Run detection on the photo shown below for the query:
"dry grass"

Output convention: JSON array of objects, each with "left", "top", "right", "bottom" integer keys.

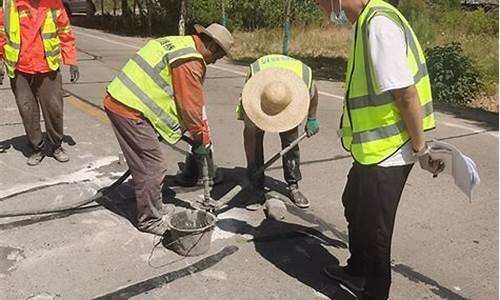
[
  {"left": 230, "top": 25, "right": 498, "bottom": 112},
  {"left": 470, "top": 95, "right": 499, "bottom": 113},
  {"left": 230, "top": 26, "right": 351, "bottom": 60}
]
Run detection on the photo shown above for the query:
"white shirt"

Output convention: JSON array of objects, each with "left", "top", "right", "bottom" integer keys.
[{"left": 367, "top": 16, "right": 416, "bottom": 167}]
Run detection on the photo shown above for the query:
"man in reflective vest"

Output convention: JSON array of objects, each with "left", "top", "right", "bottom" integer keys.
[
  {"left": 0, "top": 0, "right": 79, "bottom": 166},
  {"left": 238, "top": 55, "right": 320, "bottom": 209},
  {"left": 104, "top": 23, "right": 233, "bottom": 236},
  {"left": 315, "top": 0, "right": 444, "bottom": 299}
]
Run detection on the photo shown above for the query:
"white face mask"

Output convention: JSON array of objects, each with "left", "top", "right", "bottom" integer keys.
[{"left": 330, "top": 0, "right": 348, "bottom": 25}]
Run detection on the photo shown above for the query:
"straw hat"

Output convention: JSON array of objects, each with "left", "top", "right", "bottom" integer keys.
[
  {"left": 242, "top": 68, "right": 310, "bottom": 133},
  {"left": 194, "top": 23, "right": 234, "bottom": 55}
]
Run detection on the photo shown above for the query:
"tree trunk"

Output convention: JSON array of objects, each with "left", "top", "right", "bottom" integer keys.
[
  {"left": 179, "top": 0, "right": 186, "bottom": 35},
  {"left": 222, "top": 0, "right": 227, "bottom": 26},
  {"left": 282, "top": 0, "right": 292, "bottom": 55},
  {"left": 146, "top": 0, "right": 152, "bottom": 36},
  {"left": 121, "top": 0, "right": 130, "bottom": 18}
]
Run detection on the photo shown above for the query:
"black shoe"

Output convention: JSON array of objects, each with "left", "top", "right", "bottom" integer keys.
[
  {"left": 323, "top": 265, "right": 365, "bottom": 292},
  {"left": 288, "top": 184, "right": 310, "bottom": 208},
  {"left": 27, "top": 150, "right": 45, "bottom": 166}
]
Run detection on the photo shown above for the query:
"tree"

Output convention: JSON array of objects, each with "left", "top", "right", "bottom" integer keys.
[
  {"left": 179, "top": 0, "right": 187, "bottom": 35},
  {"left": 121, "top": 0, "right": 130, "bottom": 18}
]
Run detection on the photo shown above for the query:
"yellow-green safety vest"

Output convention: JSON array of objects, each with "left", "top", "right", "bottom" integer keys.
[
  {"left": 2, "top": 0, "right": 65, "bottom": 77},
  {"left": 107, "top": 36, "right": 205, "bottom": 145},
  {"left": 341, "top": 0, "right": 435, "bottom": 165},
  {"left": 236, "top": 54, "right": 313, "bottom": 118}
]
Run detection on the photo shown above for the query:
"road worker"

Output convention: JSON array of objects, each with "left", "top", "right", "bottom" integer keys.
[
  {"left": 0, "top": 0, "right": 79, "bottom": 165},
  {"left": 238, "top": 54, "right": 320, "bottom": 209},
  {"left": 103, "top": 23, "right": 233, "bottom": 236}
]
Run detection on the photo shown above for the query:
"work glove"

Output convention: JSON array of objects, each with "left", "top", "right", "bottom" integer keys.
[
  {"left": 192, "top": 143, "right": 211, "bottom": 157},
  {"left": 305, "top": 117, "right": 319, "bottom": 137},
  {"left": 415, "top": 144, "right": 445, "bottom": 177},
  {"left": 0, "top": 59, "right": 5, "bottom": 85},
  {"left": 191, "top": 132, "right": 211, "bottom": 157},
  {"left": 69, "top": 65, "right": 80, "bottom": 83}
]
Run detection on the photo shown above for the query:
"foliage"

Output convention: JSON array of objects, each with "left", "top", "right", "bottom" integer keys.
[
  {"left": 399, "top": 0, "right": 498, "bottom": 101},
  {"left": 86, "top": 0, "right": 498, "bottom": 105},
  {"left": 425, "top": 43, "right": 482, "bottom": 106},
  {"left": 185, "top": 0, "right": 323, "bottom": 31}
]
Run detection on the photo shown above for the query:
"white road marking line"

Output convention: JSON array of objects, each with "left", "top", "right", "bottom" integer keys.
[
  {"left": 0, "top": 156, "right": 118, "bottom": 199},
  {"left": 74, "top": 30, "right": 499, "bottom": 139},
  {"left": 74, "top": 29, "right": 140, "bottom": 50},
  {"left": 319, "top": 91, "right": 344, "bottom": 100},
  {"left": 439, "top": 121, "right": 498, "bottom": 138},
  {"left": 211, "top": 64, "right": 344, "bottom": 100}
]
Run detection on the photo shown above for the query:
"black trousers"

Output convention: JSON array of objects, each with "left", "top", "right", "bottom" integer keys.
[{"left": 342, "top": 162, "right": 413, "bottom": 300}]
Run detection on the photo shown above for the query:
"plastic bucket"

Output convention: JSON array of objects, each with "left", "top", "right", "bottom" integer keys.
[{"left": 169, "top": 209, "right": 217, "bottom": 257}]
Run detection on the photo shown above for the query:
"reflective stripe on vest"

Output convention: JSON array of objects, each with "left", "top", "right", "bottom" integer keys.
[
  {"left": 2, "top": 0, "right": 61, "bottom": 77},
  {"left": 115, "top": 71, "right": 180, "bottom": 132},
  {"left": 3, "top": 0, "right": 21, "bottom": 76},
  {"left": 107, "top": 36, "right": 205, "bottom": 144},
  {"left": 42, "top": 9, "right": 61, "bottom": 71},
  {"left": 348, "top": 7, "right": 429, "bottom": 110},
  {"left": 352, "top": 101, "right": 433, "bottom": 144},
  {"left": 167, "top": 47, "right": 199, "bottom": 62},
  {"left": 341, "top": 0, "right": 435, "bottom": 165}
]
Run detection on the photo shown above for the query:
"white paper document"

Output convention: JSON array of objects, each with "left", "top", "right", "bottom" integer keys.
[{"left": 428, "top": 140, "right": 480, "bottom": 201}]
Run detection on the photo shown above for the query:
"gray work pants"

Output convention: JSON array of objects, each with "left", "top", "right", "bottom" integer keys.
[
  {"left": 105, "top": 109, "right": 166, "bottom": 230},
  {"left": 10, "top": 71, "right": 64, "bottom": 151}
]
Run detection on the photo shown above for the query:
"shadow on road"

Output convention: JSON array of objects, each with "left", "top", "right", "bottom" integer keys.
[
  {"left": 434, "top": 104, "right": 498, "bottom": 132},
  {"left": 218, "top": 217, "right": 355, "bottom": 299},
  {"left": 90, "top": 245, "right": 240, "bottom": 300},
  {"left": 0, "top": 134, "right": 77, "bottom": 157}
]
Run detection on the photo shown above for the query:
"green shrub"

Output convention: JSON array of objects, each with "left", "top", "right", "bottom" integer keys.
[
  {"left": 425, "top": 42, "right": 483, "bottom": 106},
  {"left": 291, "top": 0, "right": 324, "bottom": 27},
  {"left": 187, "top": 0, "right": 223, "bottom": 27},
  {"left": 186, "top": 0, "right": 322, "bottom": 31}
]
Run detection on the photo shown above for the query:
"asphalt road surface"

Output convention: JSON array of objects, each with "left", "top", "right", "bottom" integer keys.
[{"left": 0, "top": 26, "right": 498, "bottom": 300}]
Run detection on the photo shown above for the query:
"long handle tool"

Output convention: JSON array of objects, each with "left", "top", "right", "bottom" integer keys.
[
  {"left": 211, "top": 132, "right": 308, "bottom": 214},
  {"left": 199, "top": 155, "right": 218, "bottom": 211}
]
